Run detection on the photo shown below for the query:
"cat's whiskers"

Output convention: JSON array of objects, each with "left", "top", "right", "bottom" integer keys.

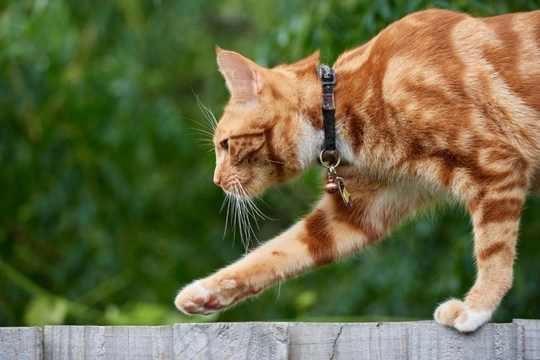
[
  {"left": 221, "top": 186, "right": 248, "bottom": 249},
  {"left": 189, "top": 93, "right": 218, "bottom": 152},
  {"left": 235, "top": 185, "right": 271, "bottom": 222},
  {"left": 194, "top": 92, "right": 218, "bottom": 131},
  {"left": 219, "top": 179, "right": 273, "bottom": 250},
  {"left": 232, "top": 182, "right": 259, "bottom": 249},
  {"left": 192, "top": 127, "right": 215, "bottom": 138},
  {"left": 191, "top": 128, "right": 217, "bottom": 152},
  {"left": 220, "top": 194, "right": 232, "bottom": 242}
]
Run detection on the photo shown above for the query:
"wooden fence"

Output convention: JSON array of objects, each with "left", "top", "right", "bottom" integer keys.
[{"left": 1, "top": 320, "right": 539, "bottom": 359}]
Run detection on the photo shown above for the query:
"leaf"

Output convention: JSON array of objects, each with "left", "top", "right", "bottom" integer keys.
[
  {"left": 295, "top": 291, "right": 318, "bottom": 311},
  {"left": 24, "top": 296, "right": 68, "bottom": 327}
]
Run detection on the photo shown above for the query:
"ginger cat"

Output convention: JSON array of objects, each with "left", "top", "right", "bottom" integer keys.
[{"left": 175, "top": 9, "right": 540, "bottom": 333}]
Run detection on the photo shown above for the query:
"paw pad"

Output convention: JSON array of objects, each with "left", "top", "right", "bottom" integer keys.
[{"left": 434, "top": 299, "right": 492, "bottom": 333}]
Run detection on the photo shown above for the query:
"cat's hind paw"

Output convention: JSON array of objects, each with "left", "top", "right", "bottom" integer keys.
[{"left": 434, "top": 299, "right": 492, "bottom": 333}]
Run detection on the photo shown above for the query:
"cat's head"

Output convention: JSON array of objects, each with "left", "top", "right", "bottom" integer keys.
[{"left": 212, "top": 48, "right": 320, "bottom": 198}]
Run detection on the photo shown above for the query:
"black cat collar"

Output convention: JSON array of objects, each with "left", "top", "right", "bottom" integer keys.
[
  {"left": 317, "top": 64, "right": 338, "bottom": 167},
  {"left": 316, "top": 65, "right": 352, "bottom": 210}
]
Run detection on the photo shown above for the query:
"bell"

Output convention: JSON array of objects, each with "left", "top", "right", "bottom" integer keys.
[{"left": 324, "top": 179, "right": 338, "bottom": 194}]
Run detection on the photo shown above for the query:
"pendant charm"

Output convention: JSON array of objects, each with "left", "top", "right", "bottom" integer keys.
[
  {"left": 324, "top": 178, "right": 339, "bottom": 194},
  {"left": 336, "top": 177, "right": 353, "bottom": 211},
  {"left": 319, "top": 150, "right": 352, "bottom": 211}
]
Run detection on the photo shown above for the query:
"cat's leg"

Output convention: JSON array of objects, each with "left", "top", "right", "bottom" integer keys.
[
  {"left": 434, "top": 171, "right": 528, "bottom": 332},
  {"left": 175, "top": 180, "right": 433, "bottom": 315}
]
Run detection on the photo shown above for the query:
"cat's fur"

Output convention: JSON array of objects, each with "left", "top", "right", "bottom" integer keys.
[{"left": 175, "top": 9, "right": 540, "bottom": 332}]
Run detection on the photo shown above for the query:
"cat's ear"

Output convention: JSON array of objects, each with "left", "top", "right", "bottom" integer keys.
[{"left": 216, "top": 47, "right": 265, "bottom": 102}]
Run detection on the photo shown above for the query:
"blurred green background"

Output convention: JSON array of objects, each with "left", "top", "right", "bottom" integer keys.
[{"left": 1, "top": 0, "right": 539, "bottom": 327}]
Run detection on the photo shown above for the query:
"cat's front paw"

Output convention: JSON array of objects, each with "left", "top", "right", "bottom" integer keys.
[
  {"left": 174, "top": 277, "right": 241, "bottom": 315},
  {"left": 434, "top": 299, "right": 492, "bottom": 333}
]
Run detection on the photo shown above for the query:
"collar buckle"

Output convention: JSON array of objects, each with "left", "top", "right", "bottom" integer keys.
[
  {"left": 317, "top": 64, "right": 337, "bottom": 150},
  {"left": 317, "top": 65, "right": 336, "bottom": 85}
]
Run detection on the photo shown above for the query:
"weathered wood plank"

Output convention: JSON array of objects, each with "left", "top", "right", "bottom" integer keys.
[
  {"left": 288, "top": 321, "right": 522, "bottom": 360},
  {"left": 173, "top": 322, "right": 289, "bottom": 359},
  {"left": 0, "top": 327, "right": 42, "bottom": 360},
  {"left": 44, "top": 326, "right": 174, "bottom": 360},
  {"left": 10, "top": 320, "right": 538, "bottom": 359},
  {"left": 44, "top": 323, "right": 289, "bottom": 359},
  {"left": 514, "top": 319, "right": 540, "bottom": 360}
]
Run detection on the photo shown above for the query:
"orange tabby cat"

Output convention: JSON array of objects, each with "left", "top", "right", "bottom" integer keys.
[{"left": 175, "top": 9, "right": 540, "bottom": 332}]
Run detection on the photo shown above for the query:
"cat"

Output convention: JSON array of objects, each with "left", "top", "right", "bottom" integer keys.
[{"left": 175, "top": 8, "right": 540, "bottom": 333}]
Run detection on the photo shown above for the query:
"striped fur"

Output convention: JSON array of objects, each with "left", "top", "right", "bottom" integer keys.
[{"left": 175, "top": 9, "right": 540, "bottom": 332}]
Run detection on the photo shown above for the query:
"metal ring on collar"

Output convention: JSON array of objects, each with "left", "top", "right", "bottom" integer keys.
[{"left": 318, "top": 149, "right": 341, "bottom": 169}]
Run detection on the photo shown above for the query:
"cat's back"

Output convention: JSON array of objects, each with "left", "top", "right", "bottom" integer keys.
[
  {"left": 395, "top": 10, "right": 539, "bottom": 144},
  {"left": 381, "top": 8, "right": 540, "bottom": 46},
  {"left": 336, "top": 9, "right": 540, "bottom": 70},
  {"left": 334, "top": 9, "right": 540, "bottom": 170},
  {"left": 388, "top": 9, "right": 540, "bottom": 96}
]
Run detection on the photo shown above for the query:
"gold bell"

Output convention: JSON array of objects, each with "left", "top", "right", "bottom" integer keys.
[{"left": 324, "top": 179, "right": 338, "bottom": 194}]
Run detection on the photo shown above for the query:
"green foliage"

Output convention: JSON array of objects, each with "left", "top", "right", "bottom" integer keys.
[{"left": 1, "top": 0, "right": 539, "bottom": 326}]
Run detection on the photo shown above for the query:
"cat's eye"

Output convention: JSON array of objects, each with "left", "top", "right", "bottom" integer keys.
[{"left": 220, "top": 139, "right": 229, "bottom": 150}]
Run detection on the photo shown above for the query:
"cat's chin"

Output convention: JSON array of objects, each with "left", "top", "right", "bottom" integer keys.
[
  {"left": 223, "top": 189, "right": 261, "bottom": 200},
  {"left": 222, "top": 182, "right": 269, "bottom": 199}
]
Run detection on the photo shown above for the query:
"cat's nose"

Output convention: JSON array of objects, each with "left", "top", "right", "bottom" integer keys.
[{"left": 213, "top": 175, "right": 221, "bottom": 187}]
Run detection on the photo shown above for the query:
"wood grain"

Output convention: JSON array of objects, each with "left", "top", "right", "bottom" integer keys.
[
  {"left": 2, "top": 320, "right": 539, "bottom": 359},
  {"left": 0, "top": 327, "right": 42, "bottom": 360}
]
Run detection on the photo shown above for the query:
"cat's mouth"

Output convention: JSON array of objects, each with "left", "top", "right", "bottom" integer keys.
[
  {"left": 220, "top": 175, "right": 263, "bottom": 199},
  {"left": 223, "top": 184, "right": 262, "bottom": 200},
  {"left": 223, "top": 188, "right": 250, "bottom": 199}
]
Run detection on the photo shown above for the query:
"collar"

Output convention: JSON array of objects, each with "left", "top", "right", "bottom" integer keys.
[
  {"left": 316, "top": 64, "right": 339, "bottom": 167},
  {"left": 316, "top": 64, "right": 353, "bottom": 211}
]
